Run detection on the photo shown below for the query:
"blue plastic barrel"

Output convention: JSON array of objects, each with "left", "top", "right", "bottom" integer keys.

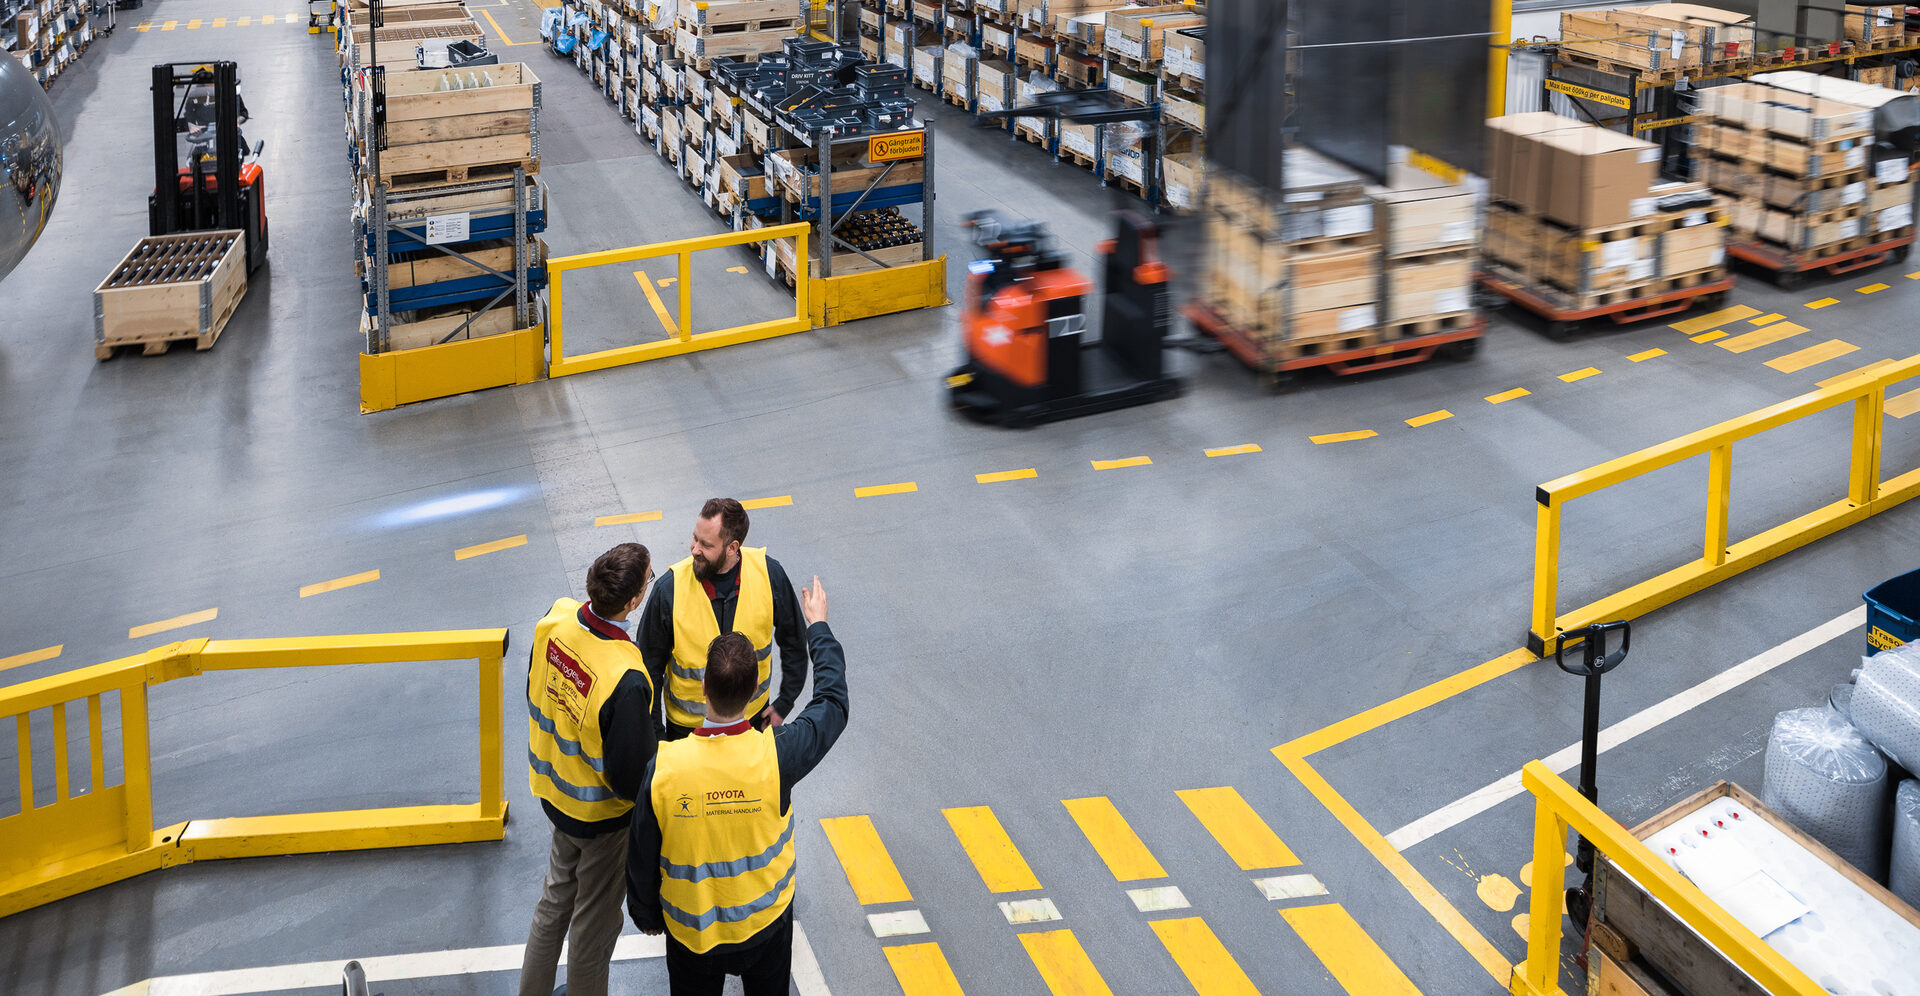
[{"left": 1865, "top": 566, "right": 1920, "bottom": 653}]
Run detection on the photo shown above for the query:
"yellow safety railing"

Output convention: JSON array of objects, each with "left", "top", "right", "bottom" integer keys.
[
  {"left": 547, "top": 222, "right": 812, "bottom": 379},
  {"left": 0, "top": 630, "right": 508, "bottom": 918},
  {"left": 1530, "top": 353, "right": 1920, "bottom": 656},
  {"left": 1511, "top": 761, "right": 1822, "bottom": 996}
]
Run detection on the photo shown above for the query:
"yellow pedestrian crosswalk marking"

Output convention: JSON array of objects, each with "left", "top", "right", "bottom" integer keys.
[
  {"left": 1717, "top": 320, "right": 1808, "bottom": 353},
  {"left": 1019, "top": 929, "right": 1114, "bottom": 996},
  {"left": 1558, "top": 367, "right": 1600, "bottom": 383},
  {"left": 976, "top": 468, "right": 1037, "bottom": 483},
  {"left": 1405, "top": 410, "right": 1452, "bottom": 428},
  {"left": 161, "top": 19, "right": 177, "bottom": 29},
  {"left": 187, "top": 18, "right": 202, "bottom": 28},
  {"left": 1484, "top": 388, "right": 1530, "bottom": 405},
  {"left": 741, "top": 495, "right": 792, "bottom": 509},
  {"left": 1204, "top": 443, "right": 1261, "bottom": 457},
  {"left": 1858, "top": 282, "right": 1890, "bottom": 294},
  {"left": 1670, "top": 305, "right": 1759, "bottom": 334},
  {"left": 1888, "top": 387, "right": 1920, "bottom": 418},
  {"left": 1310, "top": 430, "right": 1377, "bottom": 445},
  {"left": 820, "top": 815, "right": 914, "bottom": 905},
  {"left": 1765, "top": 339, "right": 1858, "bottom": 373},
  {"left": 1818, "top": 358, "right": 1896, "bottom": 389},
  {"left": 1627, "top": 348, "right": 1666, "bottom": 362},
  {"left": 213, "top": 17, "right": 225, "bottom": 26},
  {"left": 883, "top": 942, "right": 967, "bottom": 996},
  {"left": 1063, "top": 796, "right": 1167, "bottom": 882},
  {"left": 1281, "top": 903, "right": 1423, "bottom": 995},
  {"left": 1090, "top": 456, "right": 1151, "bottom": 470},
  {"left": 1747, "top": 313, "right": 1784, "bottom": 325},
  {"left": 262, "top": 13, "right": 277, "bottom": 23},
  {"left": 1691, "top": 330, "right": 1727, "bottom": 343},
  {"left": 1175, "top": 787, "right": 1299, "bottom": 871},
  {"left": 855, "top": 481, "right": 918, "bottom": 498},
  {"left": 594, "top": 510, "right": 662, "bottom": 526},
  {"left": 299, "top": 569, "right": 379, "bottom": 598},
  {"left": 1805, "top": 297, "right": 1840, "bottom": 309},
  {"left": 237, "top": 15, "right": 251, "bottom": 24},
  {"left": 943, "top": 805, "right": 1042, "bottom": 893},
  {"left": 1150, "top": 918, "right": 1261, "bottom": 996},
  {"left": 454, "top": 535, "right": 526, "bottom": 560}
]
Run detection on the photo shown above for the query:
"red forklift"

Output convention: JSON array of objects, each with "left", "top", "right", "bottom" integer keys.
[
  {"left": 149, "top": 61, "right": 269, "bottom": 274},
  {"left": 945, "top": 210, "right": 1182, "bottom": 427}
]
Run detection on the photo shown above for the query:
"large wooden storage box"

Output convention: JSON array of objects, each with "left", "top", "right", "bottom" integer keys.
[
  {"left": 367, "top": 63, "right": 541, "bottom": 186},
  {"left": 93, "top": 231, "right": 248, "bottom": 359}
]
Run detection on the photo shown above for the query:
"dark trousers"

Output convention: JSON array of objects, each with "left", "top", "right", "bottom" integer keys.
[{"left": 664, "top": 907, "right": 793, "bottom": 996}]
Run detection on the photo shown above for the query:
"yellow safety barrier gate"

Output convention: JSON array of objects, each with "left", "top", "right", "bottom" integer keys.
[
  {"left": 547, "top": 222, "right": 812, "bottom": 379},
  {"left": 0, "top": 631, "right": 508, "bottom": 918},
  {"left": 1530, "top": 353, "right": 1920, "bottom": 655},
  {"left": 1511, "top": 761, "right": 1822, "bottom": 996}
]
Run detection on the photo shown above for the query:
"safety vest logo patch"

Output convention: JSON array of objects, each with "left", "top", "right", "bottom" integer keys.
[
  {"left": 674, "top": 793, "right": 698, "bottom": 817},
  {"left": 544, "top": 640, "right": 592, "bottom": 725}
]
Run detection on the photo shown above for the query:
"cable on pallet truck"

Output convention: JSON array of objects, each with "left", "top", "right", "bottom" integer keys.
[{"left": 1556, "top": 619, "right": 1630, "bottom": 935}]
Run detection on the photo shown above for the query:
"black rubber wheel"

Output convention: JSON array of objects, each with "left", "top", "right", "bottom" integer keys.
[
  {"left": 1261, "top": 370, "right": 1297, "bottom": 394},
  {"left": 1776, "top": 268, "right": 1808, "bottom": 291},
  {"left": 1545, "top": 319, "right": 1580, "bottom": 342},
  {"left": 1441, "top": 338, "right": 1482, "bottom": 361},
  {"left": 1896, "top": 244, "right": 1912, "bottom": 264},
  {"left": 1697, "top": 291, "right": 1727, "bottom": 309}
]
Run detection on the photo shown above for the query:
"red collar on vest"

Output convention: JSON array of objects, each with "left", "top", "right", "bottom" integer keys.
[
  {"left": 576, "top": 604, "right": 629, "bottom": 642},
  {"left": 697, "top": 560, "right": 741, "bottom": 601},
  {"left": 693, "top": 719, "right": 753, "bottom": 737}
]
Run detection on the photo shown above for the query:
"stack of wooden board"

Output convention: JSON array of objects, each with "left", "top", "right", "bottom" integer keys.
[
  {"left": 1557, "top": 4, "right": 1754, "bottom": 79},
  {"left": 339, "top": 0, "right": 484, "bottom": 72},
  {"left": 92, "top": 232, "right": 249, "bottom": 359},
  {"left": 1371, "top": 176, "right": 1481, "bottom": 338}
]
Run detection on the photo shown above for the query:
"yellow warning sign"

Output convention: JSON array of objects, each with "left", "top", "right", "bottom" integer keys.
[
  {"left": 1633, "top": 114, "right": 1701, "bottom": 132},
  {"left": 1546, "top": 78, "right": 1630, "bottom": 109},
  {"left": 869, "top": 131, "right": 925, "bottom": 163}
]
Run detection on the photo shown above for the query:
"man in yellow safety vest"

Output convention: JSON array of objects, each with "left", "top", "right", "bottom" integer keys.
[
  {"left": 636, "top": 498, "right": 811, "bottom": 740},
  {"left": 628, "top": 575, "right": 848, "bottom": 995},
  {"left": 520, "top": 543, "right": 657, "bottom": 996}
]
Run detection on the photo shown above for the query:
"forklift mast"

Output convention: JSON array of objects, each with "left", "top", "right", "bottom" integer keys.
[{"left": 149, "top": 61, "right": 266, "bottom": 272}]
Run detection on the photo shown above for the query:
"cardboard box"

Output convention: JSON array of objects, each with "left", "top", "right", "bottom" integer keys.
[
  {"left": 1371, "top": 183, "right": 1481, "bottom": 256},
  {"left": 1698, "top": 82, "right": 1874, "bottom": 142},
  {"left": 1287, "top": 247, "right": 1379, "bottom": 313},
  {"left": 1387, "top": 256, "right": 1473, "bottom": 322},
  {"left": 1487, "top": 111, "right": 1581, "bottom": 207},
  {"left": 1532, "top": 125, "right": 1661, "bottom": 228}
]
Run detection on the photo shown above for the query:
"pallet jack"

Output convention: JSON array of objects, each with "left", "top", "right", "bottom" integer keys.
[
  {"left": 1557, "top": 620, "right": 1630, "bottom": 935},
  {"left": 149, "top": 62, "right": 269, "bottom": 274},
  {"left": 945, "top": 210, "right": 1182, "bottom": 427}
]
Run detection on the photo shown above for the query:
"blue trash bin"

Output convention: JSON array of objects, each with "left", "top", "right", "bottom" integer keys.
[{"left": 1865, "top": 566, "right": 1920, "bottom": 653}]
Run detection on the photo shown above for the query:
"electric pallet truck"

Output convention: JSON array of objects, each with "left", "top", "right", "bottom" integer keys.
[
  {"left": 945, "top": 210, "right": 1181, "bottom": 427},
  {"left": 149, "top": 61, "right": 269, "bottom": 274}
]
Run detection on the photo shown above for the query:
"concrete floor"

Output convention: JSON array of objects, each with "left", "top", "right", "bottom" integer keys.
[{"left": 4, "top": 3, "right": 1920, "bottom": 994}]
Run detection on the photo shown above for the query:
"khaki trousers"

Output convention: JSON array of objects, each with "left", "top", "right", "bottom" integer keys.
[{"left": 518, "top": 823, "right": 630, "bottom": 996}]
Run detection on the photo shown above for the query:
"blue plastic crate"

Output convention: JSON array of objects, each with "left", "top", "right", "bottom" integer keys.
[{"left": 1866, "top": 566, "right": 1920, "bottom": 653}]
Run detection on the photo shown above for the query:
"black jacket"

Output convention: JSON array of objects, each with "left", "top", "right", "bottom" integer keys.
[
  {"left": 536, "top": 604, "right": 658, "bottom": 838},
  {"left": 636, "top": 555, "right": 809, "bottom": 728}
]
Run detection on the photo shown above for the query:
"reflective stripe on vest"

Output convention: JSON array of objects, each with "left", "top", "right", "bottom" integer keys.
[
  {"left": 526, "top": 597, "right": 650, "bottom": 824},
  {"left": 652, "top": 728, "right": 795, "bottom": 953},
  {"left": 666, "top": 548, "right": 775, "bottom": 728}
]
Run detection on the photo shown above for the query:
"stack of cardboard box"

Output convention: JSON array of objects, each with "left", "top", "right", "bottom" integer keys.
[{"left": 1370, "top": 164, "right": 1483, "bottom": 337}]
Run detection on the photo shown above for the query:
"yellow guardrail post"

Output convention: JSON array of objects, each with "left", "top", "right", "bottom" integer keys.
[
  {"left": 1511, "top": 762, "right": 1825, "bottom": 996},
  {"left": 0, "top": 629, "right": 509, "bottom": 919},
  {"left": 1529, "top": 354, "right": 1920, "bottom": 655},
  {"left": 545, "top": 222, "right": 814, "bottom": 378}
]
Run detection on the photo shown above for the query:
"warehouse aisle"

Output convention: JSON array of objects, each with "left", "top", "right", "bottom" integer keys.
[{"left": 4, "top": 8, "right": 1920, "bottom": 996}]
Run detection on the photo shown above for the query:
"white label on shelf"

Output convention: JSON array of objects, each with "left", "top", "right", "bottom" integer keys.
[
  {"left": 1843, "top": 181, "right": 1868, "bottom": 205},
  {"left": 1440, "top": 221, "right": 1474, "bottom": 244},
  {"left": 1627, "top": 258, "right": 1657, "bottom": 282},
  {"left": 1877, "top": 157, "right": 1908, "bottom": 185},
  {"left": 1672, "top": 29, "right": 1685, "bottom": 60},
  {"left": 1435, "top": 288, "right": 1470, "bottom": 315},
  {"left": 1338, "top": 305, "right": 1378, "bottom": 333},
  {"left": 1846, "top": 146, "right": 1868, "bottom": 169},
  {"left": 1639, "top": 148, "right": 1661, "bottom": 164},
  {"left": 1685, "top": 211, "right": 1708, "bottom": 227},
  {"left": 424, "top": 213, "right": 471, "bottom": 245},
  {"left": 1168, "top": 183, "right": 1192, "bottom": 209},
  {"left": 1600, "top": 239, "right": 1639, "bottom": 268},
  {"left": 1108, "top": 34, "right": 1143, "bottom": 59},
  {"left": 1631, "top": 197, "right": 1659, "bottom": 218},
  {"left": 1877, "top": 7, "right": 1895, "bottom": 26},
  {"left": 1881, "top": 203, "right": 1913, "bottom": 231},
  {"left": 1842, "top": 218, "right": 1864, "bottom": 239},
  {"left": 1323, "top": 204, "right": 1374, "bottom": 239}
]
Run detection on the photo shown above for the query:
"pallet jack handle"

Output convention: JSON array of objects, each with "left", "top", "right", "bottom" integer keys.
[{"left": 1555, "top": 619, "right": 1629, "bottom": 930}]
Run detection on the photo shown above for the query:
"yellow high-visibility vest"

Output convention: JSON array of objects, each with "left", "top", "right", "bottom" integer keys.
[
  {"left": 527, "top": 598, "right": 650, "bottom": 824},
  {"left": 652, "top": 728, "right": 795, "bottom": 952},
  {"left": 666, "top": 548, "right": 774, "bottom": 728}
]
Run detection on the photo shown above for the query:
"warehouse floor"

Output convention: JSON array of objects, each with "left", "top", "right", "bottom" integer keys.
[{"left": 4, "top": 3, "right": 1920, "bottom": 994}]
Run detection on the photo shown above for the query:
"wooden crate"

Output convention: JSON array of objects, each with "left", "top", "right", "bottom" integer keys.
[
  {"left": 1697, "top": 82, "right": 1874, "bottom": 143},
  {"left": 366, "top": 62, "right": 540, "bottom": 186},
  {"left": 1102, "top": 5, "right": 1201, "bottom": 68},
  {"left": 343, "top": 19, "right": 484, "bottom": 71},
  {"left": 768, "top": 144, "right": 926, "bottom": 204},
  {"left": 381, "top": 238, "right": 547, "bottom": 290},
  {"left": 1846, "top": 4, "right": 1905, "bottom": 44},
  {"left": 717, "top": 152, "right": 769, "bottom": 203},
  {"left": 377, "top": 298, "right": 545, "bottom": 352},
  {"left": 774, "top": 236, "right": 923, "bottom": 283},
  {"left": 1163, "top": 25, "right": 1204, "bottom": 88},
  {"left": 1371, "top": 182, "right": 1480, "bottom": 258},
  {"left": 1696, "top": 122, "right": 1871, "bottom": 179},
  {"left": 1162, "top": 149, "right": 1205, "bottom": 211},
  {"left": 1559, "top": 5, "right": 1752, "bottom": 71},
  {"left": 1385, "top": 254, "right": 1473, "bottom": 324},
  {"left": 674, "top": 24, "right": 793, "bottom": 65},
  {"left": 1162, "top": 84, "right": 1203, "bottom": 134},
  {"left": 1487, "top": 200, "right": 1727, "bottom": 296},
  {"left": 93, "top": 231, "right": 248, "bottom": 359}
]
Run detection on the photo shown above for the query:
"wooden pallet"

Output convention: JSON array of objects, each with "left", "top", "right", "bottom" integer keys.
[
  {"left": 1110, "top": 173, "right": 1148, "bottom": 199},
  {"left": 1015, "top": 123, "right": 1048, "bottom": 147},
  {"left": 942, "top": 88, "right": 971, "bottom": 108},
  {"left": 1108, "top": 52, "right": 1156, "bottom": 74},
  {"left": 385, "top": 158, "right": 537, "bottom": 191},
  {"left": 1062, "top": 147, "right": 1095, "bottom": 170},
  {"left": 1273, "top": 329, "right": 1381, "bottom": 360},
  {"left": 95, "top": 332, "right": 223, "bottom": 360},
  {"left": 1164, "top": 70, "right": 1203, "bottom": 92},
  {"left": 1285, "top": 229, "right": 1379, "bottom": 253},
  {"left": 1555, "top": 49, "right": 1705, "bottom": 85},
  {"left": 1383, "top": 310, "right": 1478, "bottom": 340}
]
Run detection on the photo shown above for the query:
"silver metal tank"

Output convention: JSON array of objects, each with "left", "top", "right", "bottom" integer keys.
[{"left": 0, "top": 50, "right": 62, "bottom": 282}]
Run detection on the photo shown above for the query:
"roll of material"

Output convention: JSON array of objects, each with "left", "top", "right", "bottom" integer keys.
[
  {"left": 1763, "top": 707, "right": 1892, "bottom": 880},
  {"left": 1894, "top": 780, "right": 1920, "bottom": 910},
  {"left": 1853, "top": 642, "right": 1920, "bottom": 773},
  {"left": 1830, "top": 682, "right": 1855, "bottom": 723}
]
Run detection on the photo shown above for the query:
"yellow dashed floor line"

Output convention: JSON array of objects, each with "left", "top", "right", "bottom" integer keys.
[
  {"left": 741, "top": 495, "right": 792, "bottom": 509},
  {"left": 1150, "top": 918, "right": 1262, "bottom": 996},
  {"left": 1176, "top": 786, "right": 1299, "bottom": 871},
  {"left": 1, "top": 644, "right": 62, "bottom": 673},
  {"left": 1888, "top": 387, "right": 1920, "bottom": 418},
  {"left": 594, "top": 510, "right": 662, "bottom": 526},
  {"left": 1282, "top": 903, "right": 1425, "bottom": 995},
  {"left": 1091, "top": 456, "right": 1151, "bottom": 470},
  {"left": 1670, "top": 305, "right": 1759, "bottom": 334},
  {"left": 1627, "top": 348, "right": 1666, "bottom": 362},
  {"left": 299, "top": 569, "right": 380, "bottom": 598},
  {"left": 1805, "top": 297, "right": 1840, "bottom": 309},
  {"left": 977, "top": 468, "right": 1037, "bottom": 483},
  {"left": 821, "top": 815, "right": 914, "bottom": 905},
  {"left": 943, "top": 805, "right": 1043, "bottom": 893},
  {"left": 1310, "top": 430, "right": 1377, "bottom": 445},
  {"left": 1818, "top": 358, "right": 1897, "bottom": 389},
  {"left": 1484, "top": 388, "right": 1530, "bottom": 405},
  {"left": 1557, "top": 367, "right": 1600, "bottom": 383},
  {"left": 854, "top": 481, "right": 918, "bottom": 498},
  {"left": 1746, "top": 313, "right": 1784, "bottom": 325},
  {"left": 1019, "top": 929, "right": 1114, "bottom": 996},
  {"left": 1691, "top": 330, "right": 1728, "bottom": 343},
  {"left": 454, "top": 535, "right": 527, "bottom": 560},
  {"left": 1204, "top": 444, "right": 1261, "bottom": 457},
  {"left": 1766, "top": 339, "right": 1858, "bottom": 374},
  {"left": 883, "top": 943, "right": 966, "bottom": 996},
  {"left": 1718, "top": 321, "right": 1809, "bottom": 354},
  {"left": 1405, "top": 410, "right": 1453, "bottom": 428},
  {"left": 1858, "top": 282, "right": 1890, "bottom": 294},
  {"left": 129, "top": 607, "right": 217, "bottom": 640}
]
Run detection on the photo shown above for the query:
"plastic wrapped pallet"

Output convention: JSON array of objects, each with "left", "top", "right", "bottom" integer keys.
[
  {"left": 1762, "top": 707, "right": 1892, "bottom": 879},
  {"left": 1852, "top": 641, "right": 1920, "bottom": 772},
  {"left": 1894, "top": 779, "right": 1920, "bottom": 909}
]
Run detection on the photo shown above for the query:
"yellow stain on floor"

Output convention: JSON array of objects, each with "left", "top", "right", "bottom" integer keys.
[
  {"left": 1485, "top": 388, "right": 1530, "bottom": 404},
  {"left": 1805, "top": 297, "right": 1840, "bottom": 309},
  {"left": 1476, "top": 873, "right": 1521, "bottom": 913},
  {"left": 1406, "top": 410, "right": 1453, "bottom": 428},
  {"left": 1626, "top": 348, "right": 1666, "bottom": 362},
  {"left": 1310, "top": 430, "right": 1378, "bottom": 444}
]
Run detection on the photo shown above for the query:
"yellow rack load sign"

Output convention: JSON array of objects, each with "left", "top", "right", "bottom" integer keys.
[
  {"left": 1545, "top": 78, "right": 1630, "bottom": 109},
  {"left": 869, "top": 131, "right": 924, "bottom": 163}
]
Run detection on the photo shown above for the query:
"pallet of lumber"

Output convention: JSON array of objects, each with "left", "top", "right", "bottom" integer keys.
[{"left": 93, "top": 231, "right": 248, "bottom": 359}]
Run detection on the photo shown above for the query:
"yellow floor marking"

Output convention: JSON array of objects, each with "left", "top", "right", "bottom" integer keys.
[
  {"left": 1747, "top": 313, "right": 1784, "bottom": 325},
  {"left": 1669, "top": 304, "right": 1759, "bottom": 334},
  {"left": 855, "top": 481, "right": 918, "bottom": 498},
  {"left": 1627, "top": 348, "right": 1666, "bottom": 362},
  {"left": 1149, "top": 918, "right": 1260, "bottom": 996},
  {"left": 1, "top": 645, "right": 61, "bottom": 673},
  {"left": 299, "top": 569, "right": 379, "bottom": 598},
  {"left": 1909, "top": 271, "right": 1920, "bottom": 279},
  {"left": 1858, "top": 282, "right": 1890, "bottom": 294},
  {"left": 1405, "top": 410, "right": 1453, "bottom": 428},
  {"left": 1090, "top": 456, "right": 1151, "bottom": 470},
  {"left": 1766, "top": 338, "right": 1858, "bottom": 373},
  {"left": 595, "top": 510, "right": 663, "bottom": 527},
  {"left": 1018, "top": 930, "right": 1114, "bottom": 996},
  {"left": 1477, "top": 873, "right": 1521, "bottom": 912},
  {"left": 1888, "top": 386, "right": 1920, "bottom": 418},
  {"left": 1717, "top": 320, "right": 1809, "bottom": 354},
  {"left": 882, "top": 942, "right": 966, "bottom": 996},
  {"left": 1281, "top": 903, "right": 1424, "bottom": 995},
  {"left": 1558, "top": 367, "right": 1600, "bottom": 383},
  {"left": 130, "top": 607, "right": 217, "bottom": 640},
  {"left": 1175, "top": 787, "right": 1299, "bottom": 870},
  {"left": 161, "top": 19, "right": 177, "bottom": 29},
  {"left": 478, "top": 7, "right": 538, "bottom": 44},
  {"left": 213, "top": 17, "right": 225, "bottom": 25},
  {"left": 1204, "top": 443, "right": 1261, "bottom": 457},
  {"left": 187, "top": 18, "right": 202, "bottom": 27},
  {"left": 741, "top": 495, "right": 792, "bottom": 510},
  {"left": 137, "top": 22, "right": 152, "bottom": 30},
  {"left": 1805, "top": 297, "right": 1840, "bottom": 309},
  {"left": 1063, "top": 796, "right": 1167, "bottom": 882},
  {"left": 727, "top": 266, "right": 751, "bottom": 274},
  {"left": 658, "top": 277, "right": 677, "bottom": 287},
  {"left": 455, "top": 535, "right": 527, "bottom": 560},
  {"left": 1484, "top": 388, "right": 1530, "bottom": 404},
  {"left": 943, "top": 805, "right": 1042, "bottom": 892},
  {"left": 237, "top": 16, "right": 250, "bottom": 24},
  {"left": 1817, "top": 359, "right": 1896, "bottom": 389},
  {"left": 820, "top": 814, "right": 913, "bottom": 904},
  {"left": 1310, "top": 430, "right": 1377, "bottom": 444},
  {"left": 1691, "top": 330, "right": 1728, "bottom": 343},
  {"left": 633, "top": 270, "right": 678, "bottom": 336},
  {"left": 976, "top": 468, "right": 1037, "bottom": 484},
  {"left": 261, "top": 14, "right": 275, "bottom": 23}
]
